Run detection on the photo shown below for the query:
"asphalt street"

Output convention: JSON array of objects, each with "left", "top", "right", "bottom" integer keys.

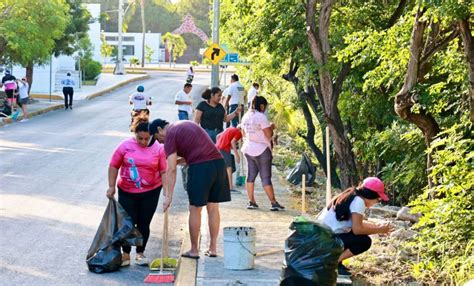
[{"left": 0, "top": 71, "right": 209, "bottom": 285}]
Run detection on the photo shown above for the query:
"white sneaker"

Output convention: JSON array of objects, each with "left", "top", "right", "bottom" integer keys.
[
  {"left": 20, "top": 119, "right": 28, "bottom": 122},
  {"left": 135, "top": 253, "right": 149, "bottom": 266}
]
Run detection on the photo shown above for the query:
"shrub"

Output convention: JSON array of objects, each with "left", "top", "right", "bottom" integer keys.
[
  {"left": 83, "top": 60, "right": 102, "bottom": 80},
  {"left": 407, "top": 118, "right": 473, "bottom": 284}
]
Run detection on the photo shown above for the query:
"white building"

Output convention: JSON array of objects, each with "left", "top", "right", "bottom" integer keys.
[{"left": 102, "top": 32, "right": 163, "bottom": 64}]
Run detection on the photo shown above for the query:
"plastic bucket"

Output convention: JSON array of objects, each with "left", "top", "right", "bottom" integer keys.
[{"left": 223, "top": 227, "right": 256, "bottom": 270}]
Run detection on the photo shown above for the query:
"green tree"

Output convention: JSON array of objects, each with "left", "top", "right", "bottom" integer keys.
[
  {"left": 100, "top": 34, "right": 113, "bottom": 63},
  {"left": 144, "top": 45, "right": 155, "bottom": 64},
  {"left": 161, "top": 32, "right": 186, "bottom": 66},
  {"left": 0, "top": 0, "right": 70, "bottom": 87}
]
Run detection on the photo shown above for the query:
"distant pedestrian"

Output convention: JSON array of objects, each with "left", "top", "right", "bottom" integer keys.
[
  {"left": 106, "top": 114, "right": 167, "bottom": 267},
  {"left": 2, "top": 70, "right": 17, "bottom": 111},
  {"left": 148, "top": 119, "right": 230, "bottom": 259},
  {"left": 241, "top": 96, "right": 284, "bottom": 211},
  {"left": 225, "top": 74, "right": 246, "bottom": 127},
  {"left": 129, "top": 85, "right": 152, "bottom": 126},
  {"left": 194, "top": 87, "right": 241, "bottom": 143},
  {"left": 186, "top": 66, "right": 194, "bottom": 84},
  {"left": 216, "top": 126, "right": 243, "bottom": 193},
  {"left": 319, "top": 177, "right": 394, "bottom": 277},
  {"left": 247, "top": 82, "right": 259, "bottom": 108},
  {"left": 61, "top": 72, "right": 75, "bottom": 110},
  {"left": 175, "top": 83, "right": 193, "bottom": 120},
  {"left": 17, "top": 78, "right": 29, "bottom": 122}
]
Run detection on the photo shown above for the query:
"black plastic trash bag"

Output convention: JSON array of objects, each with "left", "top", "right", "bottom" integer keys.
[
  {"left": 286, "top": 153, "right": 316, "bottom": 186},
  {"left": 280, "top": 218, "right": 344, "bottom": 286},
  {"left": 86, "top": 198, "right": 143, "bottom": 273}
]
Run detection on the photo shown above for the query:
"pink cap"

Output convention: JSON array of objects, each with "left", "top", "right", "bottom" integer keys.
[{"left": 362, "top": 177, "right": 388, "bottom": 201}]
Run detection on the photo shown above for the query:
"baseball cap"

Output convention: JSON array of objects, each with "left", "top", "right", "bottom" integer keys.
[
  {"left": 148, "top": 118, "right": 169, "bottom": 147},
  {"left": 362, "top": 177, "right": 388, "bottom": 201}
]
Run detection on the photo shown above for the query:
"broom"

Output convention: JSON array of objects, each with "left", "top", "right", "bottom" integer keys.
[
  {"left": 235, "top": 110, "right": 246, "bottom": 186},
  {"left": 144, "top": 209, "right": 175, "bottom": 284}
]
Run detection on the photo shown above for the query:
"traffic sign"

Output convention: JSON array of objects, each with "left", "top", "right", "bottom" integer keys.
[
  {"left": 203, "top": 43, "right": 227, "bottom": 65},
  {"left": 228, "top": 53, "right": 239, "bottom": 63}
]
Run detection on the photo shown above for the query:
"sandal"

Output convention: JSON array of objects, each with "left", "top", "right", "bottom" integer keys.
[
  {"left": 181, "top": 251, "right": 200, "bottom": 259},
  {"left": 204, "top": 250, "right": 217, "bottom": 258}
]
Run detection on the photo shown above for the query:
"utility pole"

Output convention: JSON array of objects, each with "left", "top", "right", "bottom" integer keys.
[
  {"left": 211, "top": 0, "right": 219, "bottom": 88},
  {"left": 115, "top": 0, "right": 126, "bottom": 75}
]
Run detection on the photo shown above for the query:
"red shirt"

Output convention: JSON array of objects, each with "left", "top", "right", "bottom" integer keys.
[
  {"left": 216, "top": 127, "right": 242, "bottom": 153},
  {"left": 164, "top": 121, "right": 223, "bottom": 165}
]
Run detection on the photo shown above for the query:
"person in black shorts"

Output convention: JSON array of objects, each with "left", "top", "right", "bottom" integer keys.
[{"left": 148, "top": 119, "right": 230, "bottom": 258}]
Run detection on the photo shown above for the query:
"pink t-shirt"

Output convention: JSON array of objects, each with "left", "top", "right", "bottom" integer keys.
[
  {"left": 109, "top": 138, "right": 167, "bottom": 194},
  {"left": 241, "top": 110, "right": 272, "bottom": 157}
]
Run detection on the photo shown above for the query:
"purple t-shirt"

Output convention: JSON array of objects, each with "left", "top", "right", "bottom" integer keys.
[{"left": 164, "top": 121, "right": 223, "bottom": 165}]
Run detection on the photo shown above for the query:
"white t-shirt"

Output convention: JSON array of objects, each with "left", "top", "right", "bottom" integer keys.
[
  {"left": 319, "top": 196, "right": 366, "bottom": 234},
  {"left": 129, "top": 92, "right": 151, "bottom": 110},
  {"left": 175, "top": 90, "right": 192, "bottom": 114},
  {"left": 247, "top": 86, "right": 258, "bottom": 105},
  {"left": 18, "top": 82, "right": 29, "bottom": 99},
  {"left": 228, "top": 81, "right": 245, "bottom": 105}
]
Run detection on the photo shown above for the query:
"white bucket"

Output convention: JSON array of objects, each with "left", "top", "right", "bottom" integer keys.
[{"left": 223, "top": 226, "right": 256, "bottom": 270}]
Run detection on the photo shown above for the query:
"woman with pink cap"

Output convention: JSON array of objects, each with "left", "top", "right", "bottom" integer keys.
[{"left": 319, "top": 177, "right": 394, "bottom": 277}]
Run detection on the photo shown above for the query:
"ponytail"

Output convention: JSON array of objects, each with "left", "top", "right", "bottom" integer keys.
[{"left": 328, "top": 186, "right": 380, "bottom": 221}]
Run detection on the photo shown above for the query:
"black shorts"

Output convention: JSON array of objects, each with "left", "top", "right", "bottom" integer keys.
[
  {"left": 186, "top": 159, "right": 231, "bottom": 207},
  {"left": 336, "top": 231, "right": 372, "bottom": 255},
  {"left": 219, "top": 150, "right": 236, "bottom": 172}
]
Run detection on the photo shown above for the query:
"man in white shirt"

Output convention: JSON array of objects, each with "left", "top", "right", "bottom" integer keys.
[
  {"left": 225, "top": 74, "right": 246, "bottom": 127},
  {"left": 174, "top": 83, "right": 193, "bottom": 120},
  {"left": 247, "top": 82, "right": 259, "bottom": 108}
]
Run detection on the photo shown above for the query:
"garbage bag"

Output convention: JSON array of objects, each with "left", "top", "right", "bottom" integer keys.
[
  {"left": 86, "top": 198, "right": 143, "bottom": 273},
  {"left": 280, "top": 218, "right": 344, "bottom": 286},
  {"left": 286, "top": 153, "right": 316, "bottom": 186}
]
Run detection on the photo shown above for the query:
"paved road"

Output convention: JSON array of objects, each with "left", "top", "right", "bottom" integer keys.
[{"left": 0, "top": 71, "right": 209, "bottom": 285}]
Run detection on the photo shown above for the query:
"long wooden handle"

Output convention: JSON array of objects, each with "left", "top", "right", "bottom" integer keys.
[
  {"left": 163, "top": 209, "right": 169, "bottom": 258},
  {"left": 256, "top": 249, "right": 283, "bottom": 257},
  {"left": 160, "top": 209, "right": 167, "bottom": 273}
]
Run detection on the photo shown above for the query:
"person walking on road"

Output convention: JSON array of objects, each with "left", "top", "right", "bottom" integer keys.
[
  {"left": 16, "top": 78, "right": 29, "bottom": 122},
  {"left": 318, "top": 177, "right": 394, "bottom": 277},
  {"left": 61, "top": 72, "right": 75, "bottom": 110},
  {"left": 216, "top": 126, "right": 243, "bottom": 193},
  {"left": 148, "top": 119, "right": 230, "bottom": 259},
  {"left": 241, "top": 96, "right": 285, "bottom": 211},
  {"left": 194, "top": 87, "right": 241, "bottom": 143},
  {"left": 106, "top": 114, "right": 167, "bottom": 266},
  {"left": 225, "top": 74, "right": 246, "bottom": 127},
  {"left": 175, "top": 83, "right": 193, "bottom": 120}
]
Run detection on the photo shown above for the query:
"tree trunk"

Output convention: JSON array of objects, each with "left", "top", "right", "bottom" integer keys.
[
  {"left": 282, "top": 62, "right": 342, "bottom": 188},
  {"left": 140, "top": 0, "right": 146, "bottom": 68},
  {"left": 459, "top": 18, "right": 474, "bottom": 123},
  {"left": 26, "top": 62, "right": 34, "bottom": 94},
  {"left": 305, "top": 0, "right": 358, "bottom": 189}
]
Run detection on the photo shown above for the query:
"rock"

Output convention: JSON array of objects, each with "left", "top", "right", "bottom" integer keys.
[
  {"left": 370, "top": 206, "right": 399, "bottom": 218},
  {"left": 396, "top": 207, "right": 421, "bottom": 223},
  {"left": 398, "top": 250, "right": 416, "bottom": 262},
  {"left": 390, "top": 220, "right": 410, "bottom": 229},
  {"left": 390, "top": 228, "right": 417, "bottom": 240},
  {"left": 375, "top": 254, "right": 392, "bottom": 264}
]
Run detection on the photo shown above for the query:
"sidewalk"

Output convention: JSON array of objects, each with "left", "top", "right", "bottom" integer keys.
[
  {"left": 177, "top": 167, "right": 298, "bottom": 286},
  {"left": 1, "top": 73, "right": 149, "bottom": 126}
]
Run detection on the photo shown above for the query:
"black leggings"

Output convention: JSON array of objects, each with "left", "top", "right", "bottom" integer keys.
[
  {"left": 63, "top": 87, "right": 74, "bottom": 107},
  {"left": 337, "top": 231, "right": 372, "bottom": 255},
  {"left": 118, "top": 186, "right": 161, "bottom": 254}
]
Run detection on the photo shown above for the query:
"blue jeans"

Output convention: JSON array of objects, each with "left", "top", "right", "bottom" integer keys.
[
  {"left": 228, "top": 104, "right": 240, "bottom": 127},
  {"left": 178, "top": 110, "right": 189, "bottom": 120}
]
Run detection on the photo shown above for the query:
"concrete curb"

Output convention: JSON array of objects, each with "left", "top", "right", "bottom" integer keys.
[
  {"left": 85, "top": 74, "right": 150, "bottom": 100},
  {"left": 30, "top": 94, "right": 63, "bottom": 100},
  {"left": 174, "top": 224, "right": 198, "bottom": 286},
  {"left": 0, "top": 103, "right": 63, "bottom": 127}
]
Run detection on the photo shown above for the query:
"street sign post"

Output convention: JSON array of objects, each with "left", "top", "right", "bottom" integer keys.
[{"left": 204, "top": 43, "right": 227, "bottom": 65}]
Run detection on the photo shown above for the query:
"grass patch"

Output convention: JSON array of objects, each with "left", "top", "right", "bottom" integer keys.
[{"left": 82, "top": 79, "right": 97, "bottom": 86}]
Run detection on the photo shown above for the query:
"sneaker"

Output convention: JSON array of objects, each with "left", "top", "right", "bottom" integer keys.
[
  {"left": 20, "top": 118, "right": 28, "bottom": 122},
  {"left": 338, "top": 263, "right": 352, "bottom": 277},
  {"left": 65, "top": 106, "right": 68, "bottom": 110},
  {"left": 270, "top": 201, "right": 285, "bottom": 211},
  {"left": 230, "top": 189, "right": 241, "bottom": 194},
  {"left": 69, "top": 106, "right": 73, "bottom": 110},
  {"left": 135, "top": 253, "right": 149, "bottom": 266},
  {"left": 247, "top": 201, "right": 259, "bottom": 209},
  {"left": 121, "top": 253, "right": 131, "bottom": 267}
]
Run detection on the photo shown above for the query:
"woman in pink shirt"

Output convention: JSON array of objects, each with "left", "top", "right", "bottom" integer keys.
[
  {"left": 241, "top": 96, "right": 285, "bottom": 211},
  {"left": 106, "top": 115, "right": 167, "bottom": 266}
]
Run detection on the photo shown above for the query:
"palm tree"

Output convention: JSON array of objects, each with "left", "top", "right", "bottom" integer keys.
[{"left": 161, "top": 32, "right": 187, "bottom": 67}]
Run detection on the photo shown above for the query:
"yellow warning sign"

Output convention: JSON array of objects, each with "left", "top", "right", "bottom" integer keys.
[{"left": 203, "top": 43, "right": 227, "bottom": 65}]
